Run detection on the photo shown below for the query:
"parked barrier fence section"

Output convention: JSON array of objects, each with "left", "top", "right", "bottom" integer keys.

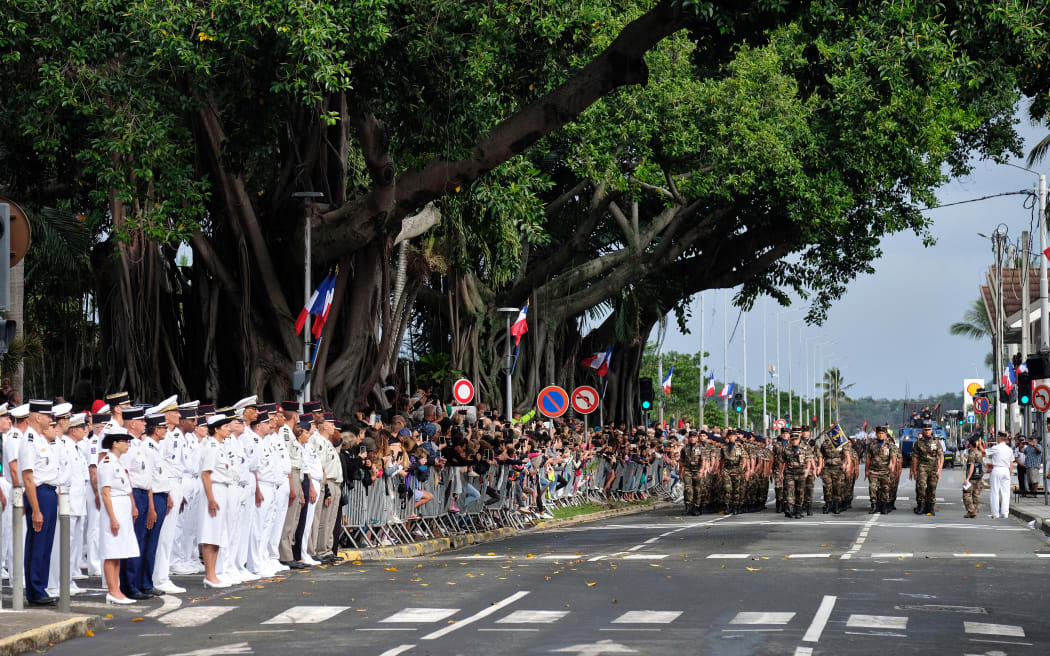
[{"left": 339, "top": 459, "right": 673, "bottom": 549}]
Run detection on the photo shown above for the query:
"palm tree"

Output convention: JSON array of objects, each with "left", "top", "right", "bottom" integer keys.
[
  {"left": 818, "top": 367, "right": 854, "bottom": 423},
  {"left": 948, "top": 298, "right": 995, "bottom": 374}
]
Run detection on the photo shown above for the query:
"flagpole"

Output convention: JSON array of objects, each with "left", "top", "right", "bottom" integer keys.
[
  {"left": 698, "top": 293, "right": 704, "bottom": 427},
  {"left": 742, "top": 308, "right": 747, "bottom": 430},
  {"left": 762, "top": 298, "right": 767, "bottom": 436},
  {"left": 293, "top": 191, "right": 323, "bottom": 404},
  {"left": 498, "top": 307, "right": 518, "bottom": 421},
  {"left": 723, "top": 290, "right": 729, "bottom": 428}
]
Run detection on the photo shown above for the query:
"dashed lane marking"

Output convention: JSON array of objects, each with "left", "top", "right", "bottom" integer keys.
[
  {"left": 846, "top": 615, "right": 908, "bottom": 630},
  {"left": 707, "top": 553, "right": 751, "bottom": 559},
  {"left": 382, "top": 608, "right": 459, "bottom": 623},
  {"left": 963, "top": 622, "right": 1025, "bottom": 637},
  {"left": 378, "top": 646, "right": 415, "bottom": 656},
  {"left": 611, "top": 611, "right": 682, "bottom": 624},
  {"left": 262, "top": 606, "right": 349, "bottom": 624},
  {"left": 498, "top": 610, "right": 570, "bottom": 624},
  {"left": 788, "top": 554, "right": 832, "bottom": 559},
  {"left": 622, "top": 554, "right": 669, "bottom": 560},
  {"left": 871, "top": 553, "right": 913, "bottom": 558},
  {"left": 953, "top": 553, "right": 997, "bottom": 558},
  {"left": 730, "top": 612, "right": 795, "bottom": 625}
]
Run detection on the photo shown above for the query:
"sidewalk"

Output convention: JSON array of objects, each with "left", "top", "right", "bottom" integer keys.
[
  {"left": 0, "top": 609, "right": 101, "bottom": 656},
  {"left": 1009, "top": 494, "right": 1050, "bottom": 536}
]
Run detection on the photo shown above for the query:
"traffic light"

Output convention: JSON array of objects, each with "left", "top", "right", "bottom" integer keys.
[
  {"left": 639, "top": 377, "right": 654, "bottom": 411},
  {"left": 1018, "top": 368, "right": 1033, "bottom": 406},
  {"left": 0, "top": 319, "right": 13, "bottom": 355},
  {"left": 999, "top": 385, "right": 1015, "bottom": 404},
  {"left": 732, "top": 392, "right": 745, "bottom": 413}
]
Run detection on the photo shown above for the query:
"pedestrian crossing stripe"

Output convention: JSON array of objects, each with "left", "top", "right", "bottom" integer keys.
[
  {"left": 158, "top": 606, "right": 237, "bottom": 627},
  {"left": 498, "top": 610, "right": 570, "bottom": 623},
  {"left": 846, "top": 615, "right": 908, "bottom": 630},
  {"left": 262, "top": 606, "right": 350, "bottom": 624},
  {"left": 963, "top": 622, "right": 1025, "bottom": 637},
  {"left": 382, "top": 608, "right": 459, "bottom": 623},
  {"left": 612, "top": 611, "right": 682, "bottom": 624},
  {"left": 730, "top": 612, "right": 795, "bottom": 625}
]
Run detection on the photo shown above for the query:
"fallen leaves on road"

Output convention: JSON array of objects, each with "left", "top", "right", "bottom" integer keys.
[
  {"left": 104, "top": 614, "right": 113, "bottom": 619},
  {"left": 131, "top": 618, "right": 143, "bottom": 622},
  {"left": 352, "top": 560, "right": 363, "bottom": 565},
  {"left": 746, "top": 567, "right": 762, "bottom": 572},
  {"left": 384, "top": 567, "right": 398, "bottom": 572},
  {"left": 586, "top": 582, "right": 597, "bottom": 587},
  {"left": 85, "top": 631, "right": 94, "bottom": 637}
]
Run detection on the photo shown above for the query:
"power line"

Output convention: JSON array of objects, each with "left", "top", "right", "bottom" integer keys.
[{"left": 919, "top": 189, "right": 1032, "bottom": 211}]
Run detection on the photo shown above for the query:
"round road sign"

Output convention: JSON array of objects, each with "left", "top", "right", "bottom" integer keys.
[
  {"left": 973, "top": 396, "right": 989, "bottom": 415},
  {"left": 0, "top": 198, "right": 32, "bottom": 266},
  {"left": 773, "top": 419, "right": 786, "bottom": 430},
  {"left": 452, "top": 378, "right": 475, "bottom": 405},
  {"left": 1033, "top": 384, "right": 1050, "bottom": 412},
  {"left": 571, "top": 386, "right": 600, "bottom": 415},
  {"left": 537, "top": 385, "right": 569, "bottom": 418}
]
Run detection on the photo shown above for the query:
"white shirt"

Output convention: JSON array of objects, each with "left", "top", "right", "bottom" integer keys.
[
  {"left": 121, "top": 436, "right": 154, "bottom": 490},
  {"left": 182, "top": 430, "right": 202, "bottom": 478},
  {"left": 280, "top": 425, "right": 301, "bottom": 469},
  {"left": 60, "top": 436, "right": 89, "bottom": 514},
  {"left": 18, "top": 427, "right": 60, "bottom": 486},
  {"left": 149, "top": 437, "right": 173, "bottom": 493},
  {"left": 98, "top": 454, "right": 131, "bottom": 497},
  {"left": 224, "top": 432, "right": 252, "bottom": 485},
  {"left": 200, "top": 436, "right": 235, "bottom": 486},
  {"left": 2, "top": 427, "right": 21, "bottom": 485},
  {"left": 300, "top": 436, "right": 322, "bottom": 481},
  {"left": 988, "top": 442, "right": 1014, "bottom": 469}
]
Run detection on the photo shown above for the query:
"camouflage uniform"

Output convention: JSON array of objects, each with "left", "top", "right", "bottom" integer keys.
[
  {"left": 703, "top": 443, "right": 722, "bottom": 511},
  {"left": 782, "top": 443, "right": 811, "bottom": 518},
  {"left": 802, "top": 436, "right": 816, "bottom": 513},
  {"left": 867, "top": 438, "right": 893, "bottom": 512},
  {"left": 680, "top": 441, "right": 705, "bottom": 515},
  {"left": 842, "top": 440, "right": 859, "bottom": 509},
  {"left": 887, "top": 437, "right": 902, "bottom": 509},
  {"left": 819, "top": 437, "right": 845, "bottom": 514},
  {"left": 773, "top": 439, "right": 787, "bottom": 512},
  {"left": 912, "top": 435, "right": 944, "bottom": 515},
  {"left": 721, "top": 441, "right": 745, "bottom": 514},
  {"left": 962, "top": 446, "right": 983, "bottom": 517},
  {"left": 756, "top": 443, "right": 772, "bottom": 510}
]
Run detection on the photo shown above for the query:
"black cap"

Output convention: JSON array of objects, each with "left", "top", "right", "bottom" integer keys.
[
  {"left": 303, "top": 401, "right": 322, "bottom": 413},
  {"left": 105, "top": 391, "right": 131, "bottom": 407},
  {"left": 145, "top": 414, "right": 166, "bottom": 428},
  {"left": 92, "top": 412, "right": 111, "bottom": 424},
  {"left": 28, "top": 399, "right": 53, "bottom": 414},
  {"left": 123, "top": 407, "right": 145, "bottom": 421}
]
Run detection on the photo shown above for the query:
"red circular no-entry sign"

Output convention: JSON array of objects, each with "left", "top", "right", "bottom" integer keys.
[
  {"left": 571, "top": 386, "right": 600, "bottom": 415},
  {"left": 452, "top": 378, "right": 475, "bottom": 405}
]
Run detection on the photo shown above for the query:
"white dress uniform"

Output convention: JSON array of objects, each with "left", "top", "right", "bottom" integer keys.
[
  {"left": 302, "top": 431, "right": 324, "bottom": 560},
  {"left": 264, "top": 430, "right": 292, "bottom": 565},
  {"left": 1, "top": 425, "right": 22, "bottom": 579},
  {"left": 198, "top": 436, "right": 234, "bottom": 548},
  {"left": 98, "top": 454, "right": 139, "bottom": 559},
  {"left": 152, "top": 426, "right": 184, "bottom": 588},
  {"left": 219, "top": 432, "right": 252, "bottom": 578},
  {"left": 45, "top": 433, "right": 77, "bottom": 597},
  {"left": 174, "top": 429, "right": 203, "bottom": 572},
  {"left": 19, "top": 425, "right": 62, "bottom": 601},
  {"left": 988, "top": 441, "right": 1014, "bottom": 518},
  {"left": 79, "top": 432, "right": 103, "bottom": 575}
]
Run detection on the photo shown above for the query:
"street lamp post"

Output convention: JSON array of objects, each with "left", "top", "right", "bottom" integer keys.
[
  {"left": 497, "top": 307, "right": 519, "bottom": 421},
  {"left": 788, "top": 319, "right": 805, "bottom": 426}
]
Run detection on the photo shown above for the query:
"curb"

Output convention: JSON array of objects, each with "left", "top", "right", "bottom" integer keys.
[
  {"left": 1009, "top": 505, "right": 1050, "bottom": 537},
  {"left": 0, "top": 615, "right": 103, "bottom": 656},
  {"left": 337, "top": 501, "right": 674, "bottom": 562}
]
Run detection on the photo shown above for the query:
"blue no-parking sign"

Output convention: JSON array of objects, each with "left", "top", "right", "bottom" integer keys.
[{"left": 537, "top": 385, "right": 569, "bottom": 418}]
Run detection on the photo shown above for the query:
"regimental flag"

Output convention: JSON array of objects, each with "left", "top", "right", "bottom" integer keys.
[
  {"left": 705, "top": 377, "right": 716, "bottom": 397},
  {"left": 662, "top": 366, "right": 674, "bottom": 395},
  {"left": 1002, "top": 363, "right": 1016, "bottom": 395},
  {"left": 510, "top": 305, "right": 529, "bottom": 345},
  {"left": 824, "top": 423, "right": 847, "bottom": 448},
  {"left": 581, "top": 347, "right": 613, "bottom": 377},
  {"left": 295, "top": 272, "right": 336, "bottom": 336}
]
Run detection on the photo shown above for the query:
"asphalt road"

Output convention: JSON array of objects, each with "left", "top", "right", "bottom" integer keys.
[{"left": 24, "top": 468, "right": 1050, "bottom": 656}]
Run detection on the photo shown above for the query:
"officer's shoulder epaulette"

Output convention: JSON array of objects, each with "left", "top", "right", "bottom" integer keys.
[
  {"left": 148, "top": 441, "right": 157, "bottom": 449},
  {"left": 26, "top": 434, "right": 33, "bottom": 442}
]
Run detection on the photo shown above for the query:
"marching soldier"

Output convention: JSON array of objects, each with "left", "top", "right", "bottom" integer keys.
[
  {"left": 773, "top": 429, "right": 789, "bottom": 513},
  {"left": 721, "top": 430, "right": 745, "bottom": 515},
  {"left": 865, "top": 426, "right": 893, "bottom": 513},
  {"left": 778, "top": 430, "right": 814, "bottom": 519},
  {"left": 886, "top": 430, "right": 903, "bottom": 510},
  {"left": 910, "top": 424, "right": 944, "bottom": 515},
  {"left": 679, "top": 432, "right": 704, "bottom": 515},
  {"left": 842, "top": 436, "right": 859, "bottom": 510},
  {"left": 818, "top": 426, "right": 846, "bottom": 514},
  {"left": 801, "top": 427, "right": 816, "bottom": 516}
]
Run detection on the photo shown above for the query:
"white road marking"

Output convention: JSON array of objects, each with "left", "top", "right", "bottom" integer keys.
[
  {"left": 228, "top": 630, "right": 294, "bottom": 635},
  {"left": 963, "top": 622, "right": 1025, "bottom": 637},
  {"left": 498, "top": 610, "right": 570, "bottom": 623},
  {"left": 1036, "top": 553, "right": 1050, "bottom": 558},
  {"left": 479, "top": 628, "right": 541, "bottom": 632},
  {"left": 169, "top": 642, "right": 252, "bottom": 656},
  {"left": 644, "top": 537, "right": 660, "bottom": 544},
  {"left": 612, "top": 611, "right": 682, "bottom": 624},
  {"left": 801, "top": 595, "right": 837, "bottom": 643},
  {"left": 794, "top": 648, "right": 813, "bottom": 656},
  {"left": 846, "top": 615, "right": 908, "bottom": 630},
  {"left": 146, "top": 593, "right": 183, "bottom": 617},
  {"left": 953, "top": 554, "right": 997, "bottom": 558},
  {"left": 622, "top": 554, "right": 668, "bottom": 560},
  {"left": 356, "top": 628, "right": 417, "bottom": 631},
  {"left": 588, "top": 552, "right": 627, "bottom": 562},
  {"left": 730, "top": 612, "right": 795, "bottom": 625},
  {"left": 721, "top": 628, "right": 784, "bottom": 632},
  {"left": 707, "top": 553, "right": 750, "bottom": 559},
  {"left": 159, "top": 606, "right": 237, "bottom": 628},
  {"left": 422, "top": 591, "right": 530, "bottom": 640},
  {"left": 843, "top": 631, "right": 906, "bottom": 638},
  {"left": 552, "top": 639, "right": 637, "bottom": 653},
  {"left": 788, "top": 554, "right": 831, "bottom": 559},
  {"left": 626, "top": 545, "right": 646, "bottom": 552},
  {"left": 383, "top": 608, "right": 460, "bottom": 623},
  {"left": 262, "top": 606, "right": 350, "bottom": 624},
  {"left": 968, "top": 638, "right": 1033, "bottom": 646},
  {"left": 378, "top": 646, "right": 415, "bottom": 656},
  {"left": 539, "top": 555, "right": 580, "bottom": 560},
  {"left": 871, "top": 553, "right": 913, "bottom": 558}
]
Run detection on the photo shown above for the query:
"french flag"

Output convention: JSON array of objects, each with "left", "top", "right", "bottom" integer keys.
[
  {"left": 581, "top": 347, "right": 613, "bottom": 377},
  {"left": 704, "top": 377, "right": 716, "bottom": 397},
  {"left": 1002, "top": 363, "right": 1016, "bottom": 395},
  {"left": 295, "top": 273, "right": 334, "bottom": 336},
  {"left": 662, "top": 366, "right": 674, "bottom": 395},
  {"left": 719, "top": 382, "right": 734, "bottom": 399},
  {"left": 510, "top": 305, "right": 529, "bottom": 345},
  {"left": 312, "top": 273, "right": 337, "bottom": 339}
]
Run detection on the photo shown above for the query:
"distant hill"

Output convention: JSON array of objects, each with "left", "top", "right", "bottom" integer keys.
[{"left": 833, "top": 392, "right": 964, "bottom": 432}]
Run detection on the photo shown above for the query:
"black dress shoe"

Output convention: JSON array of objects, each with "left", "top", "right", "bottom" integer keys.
[
  {"left": 147, "top": 589, "right": 165, "bottom": 596},
  {"left": 129, "top": 591, "right": 152, "bottom": 601},
  {"left": 27, "top": 596, "right": 57, "bottom": 606},
  {"left": 289, "top": 561, "right": 306, "bottom": 570}
]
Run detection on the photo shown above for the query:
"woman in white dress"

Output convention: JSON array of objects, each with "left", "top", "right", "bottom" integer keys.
[
  {"left": 98, "top": 427, "right": 137, "bottom": 605},
  {"left": 200, "top": 415, "right": 234, "bottom": 588}
]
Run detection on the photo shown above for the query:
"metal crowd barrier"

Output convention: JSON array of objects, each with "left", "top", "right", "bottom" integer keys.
[{"left": 339, "top": 459, "right": 673, "bottom": 549}]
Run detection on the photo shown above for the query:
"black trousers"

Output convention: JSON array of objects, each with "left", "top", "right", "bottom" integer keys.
[{"left": 1018, "top": 465, "right": 1028, "bottom": 495}]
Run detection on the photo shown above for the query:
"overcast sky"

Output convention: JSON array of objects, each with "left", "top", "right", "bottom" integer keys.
[{"left": 659, "top": 109, "right": 1048, "bottom": 401}]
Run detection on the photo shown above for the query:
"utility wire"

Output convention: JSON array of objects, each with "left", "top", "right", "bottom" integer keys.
[{"left": 918, "top": 189, "right": 1032, "bottom": 211}]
